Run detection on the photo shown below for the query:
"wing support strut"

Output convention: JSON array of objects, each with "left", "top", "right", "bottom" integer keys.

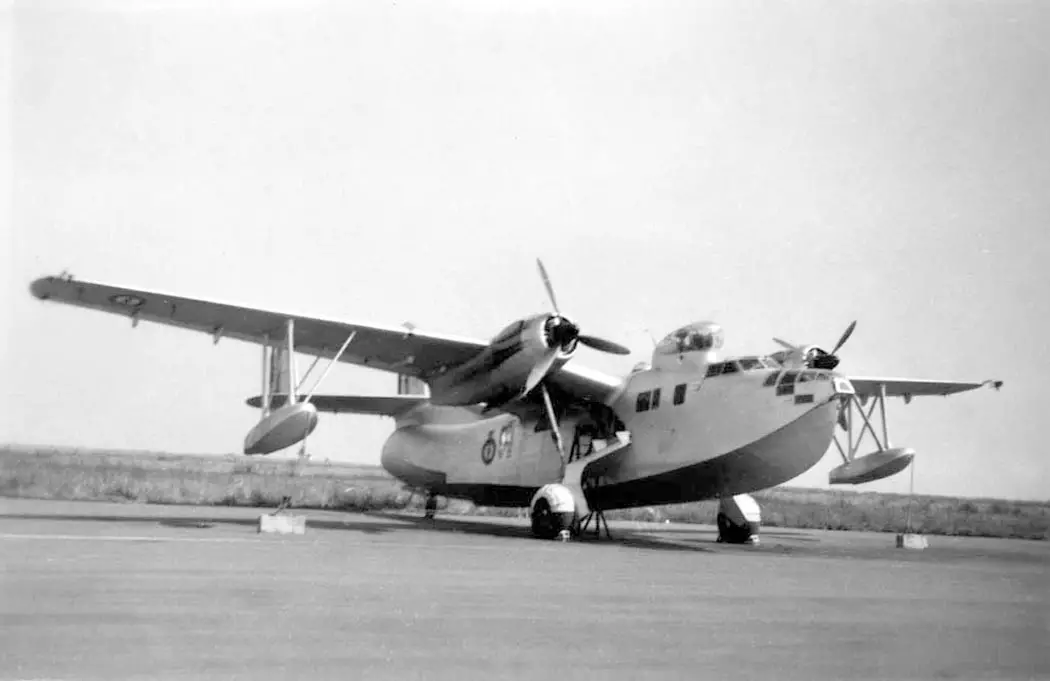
[
  {"left": 833, "top": 387, "right": 893, "bottom": 464},
  {"left": 829, "top": 382, "right": 914, "bottom": 486}
]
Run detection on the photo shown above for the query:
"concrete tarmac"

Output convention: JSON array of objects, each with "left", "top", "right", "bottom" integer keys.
[{"left": 1, "top": 498, "right": 1047, "bottom": 681}]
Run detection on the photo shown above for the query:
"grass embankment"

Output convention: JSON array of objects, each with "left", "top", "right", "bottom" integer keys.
[{"left": 1, "top": 445, "right": 1047, "bottom": 540}]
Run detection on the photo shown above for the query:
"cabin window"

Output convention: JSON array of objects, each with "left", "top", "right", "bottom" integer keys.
[
  {"left": 780, "top": 371, "right": 798, "bottom": 385},
  {"left": 673, "top": 383, "right": 687, "bottom": 405},
  {"left": 636, "top": 391, "right": 651, "bottom": 412},
  {"left": 705, "top": 363, "right": 724, "bottom": 378},
  {"left": 651, "top": 388, "right": 662, "bottom": 410}
]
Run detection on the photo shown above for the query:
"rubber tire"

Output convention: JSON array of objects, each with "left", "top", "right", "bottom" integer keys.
[
  {"left": 531, "top": 499, "right": 555, "bottom": 539},
  {"left": 717, "top": 512, "right": 754, "bottom": 544}
]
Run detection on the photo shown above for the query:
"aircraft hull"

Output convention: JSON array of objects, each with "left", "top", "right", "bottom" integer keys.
[
  {"left": 380, "top": 398, "right": 839, "bottom": 511},
  {"left": 586, "top": 398, "right": 839, "bottom": 510}
]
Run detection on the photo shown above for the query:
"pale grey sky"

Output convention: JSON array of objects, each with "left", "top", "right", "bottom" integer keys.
[{"left": 3, "top": 0, "right": 1048, "bottom": 500}]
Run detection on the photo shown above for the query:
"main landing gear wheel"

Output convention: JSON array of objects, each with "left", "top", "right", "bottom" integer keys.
[
  {"left": 716, "top": 494, "right": 762, "bottom": 545},
  {"left": 530, "top": 499, "right": 576, "bottom": 540}
]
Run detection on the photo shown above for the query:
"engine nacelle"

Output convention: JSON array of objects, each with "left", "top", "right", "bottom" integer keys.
[
  {"left": 829, "top": 447, "right": 915, "bottom": 485},
  {"left": 243, "top": 401, "right": 318, "bottom": 455},
  {"left": 717, "top": 494, "right": 762, "bottom": 545},
  {"left": 429, "top": 313, "right": 573, "bottom": 407},
  {"left": 529, "top": 483, "right": 577, "bottom": 539}
]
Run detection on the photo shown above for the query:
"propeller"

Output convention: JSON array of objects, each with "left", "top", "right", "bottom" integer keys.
[
  {"left": 539, "top": 383, "right": 568, "bottom": 479},
  {"left": 536, "top": 259, "right": 631, "bottom": 356},
  {"left": 533, "top": 259, "right": 628, "bottom": 476},
  {"left": 773, "top": 320, "right": 857, "bottom": 371},
  {"left": 828, "top": 320, "right": 857, "bottom": 356}
]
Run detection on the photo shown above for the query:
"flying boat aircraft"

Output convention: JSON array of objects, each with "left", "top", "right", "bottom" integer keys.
[{"left": 28, "top": 262, "right": 1003, "bottom": 543}]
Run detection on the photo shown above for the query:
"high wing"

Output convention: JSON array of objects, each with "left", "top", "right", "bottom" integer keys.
[
  {"left": 847, "top": 376, "right": 1004, "bottom": 400},
  {"left": 29, "top": 274, "right": 624, "bottom": 405},
  {"left": 30, "top": 275, "right": 485, "bottom": 377}
]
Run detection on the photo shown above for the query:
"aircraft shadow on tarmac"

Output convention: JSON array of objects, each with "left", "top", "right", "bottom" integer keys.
[
  {"left": 0, "top": 509, "right": 765, "bottom": 553},
  {"left": 362, "top": 512, "right": 718, "bottom": 553},
  {"left": 0, "top": 512, "right": 396, "bottom": 535}
]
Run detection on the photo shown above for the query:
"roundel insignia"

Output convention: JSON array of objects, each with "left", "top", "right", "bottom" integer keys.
[
  {"left": 481, "top": 432, "right": 497, "bottom": 465},
  {"left": 110, "top": 294, "right": 145, "bottom": 308}
]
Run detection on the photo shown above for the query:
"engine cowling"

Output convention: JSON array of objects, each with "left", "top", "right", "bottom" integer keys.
[{"left": 428, "top": 313, "right": 575, "bottom": 407}]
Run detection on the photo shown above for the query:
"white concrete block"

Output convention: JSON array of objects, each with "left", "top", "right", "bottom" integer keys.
[
  {"left": 895, "top": 533, "right": 928, "bottom": 550},
  {"left": 258, "top": 513, "right": 306, "bottom": 535}
]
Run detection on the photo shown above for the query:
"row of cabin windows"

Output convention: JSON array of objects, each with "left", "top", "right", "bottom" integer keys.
[
  {"left": 636, "top": 367, "right": 833, "bottom": 413},
  {"left": 706, "top": 356, "right": 780, "bottom": 378},
  {"left": 762, "top": 369, "right": 832, "bottom": 388},
  {"left": 636, "top": 383, "right": 688, "bottom": 412}
]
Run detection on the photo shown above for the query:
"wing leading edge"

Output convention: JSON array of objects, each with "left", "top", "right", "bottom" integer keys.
[
  {"left": 29, "top": 274, "right": 624, "bottom": 406},
  {"left": 847, "top": 376, "right": 1004, "bottom": 400},
  {"left": 30, "top": 275, "right": 487, "bottom": 377}
]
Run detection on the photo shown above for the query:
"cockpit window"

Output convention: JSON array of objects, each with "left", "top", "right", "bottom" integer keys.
[
  {"left": 654, "top": 322, "right": 725, "bottom": 356},
  {"left": 721, "top": 361, "right": 739, "bottom": 374},
  {"left": 738, "top": 357, "right": 763, "bottom": 371},
  {"left": 780, "top": 371, "right": 799, "bottom": 385},
  {"left": 705, "top": 363, "right": 724, "bottom": 378}
]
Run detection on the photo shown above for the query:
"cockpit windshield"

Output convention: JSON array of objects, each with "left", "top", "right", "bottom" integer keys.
[{"left": 654, "top": 321, "right": 725, "bottom": 356}]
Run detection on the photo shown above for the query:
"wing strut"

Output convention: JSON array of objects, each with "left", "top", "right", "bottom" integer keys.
[
  {"left": 829, "top": 382, "right": 914, "bottom": 485},
  {"left": 244, "top": 320, "right": 356, "bottom": 457}
]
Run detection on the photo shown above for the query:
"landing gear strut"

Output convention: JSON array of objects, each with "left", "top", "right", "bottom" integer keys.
[
  {"left": 577, "top": 508, "right": 612, "bottom": 540},
  {"left": 424, "top": 492, "right": 438, "bottom": 520}
]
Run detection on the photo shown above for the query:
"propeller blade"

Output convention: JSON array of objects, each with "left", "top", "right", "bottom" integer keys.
[
  {"left": 829, "top": 320, "right": 857, "bottom": 356},
  {"left": 524, "top": 350, "right": 561, "bottom": 395},
  {"left": 536, "top": 258, "right": 561, "bottom": 316},
  {"left": 773, "top": 337, "right": 800, "bottom": 351},
  {"left": 579, "top": 334, "right": 632, "bottom": 356},
  {"left": 539, "top": 383, "right": 567, "bottom": 476}
]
